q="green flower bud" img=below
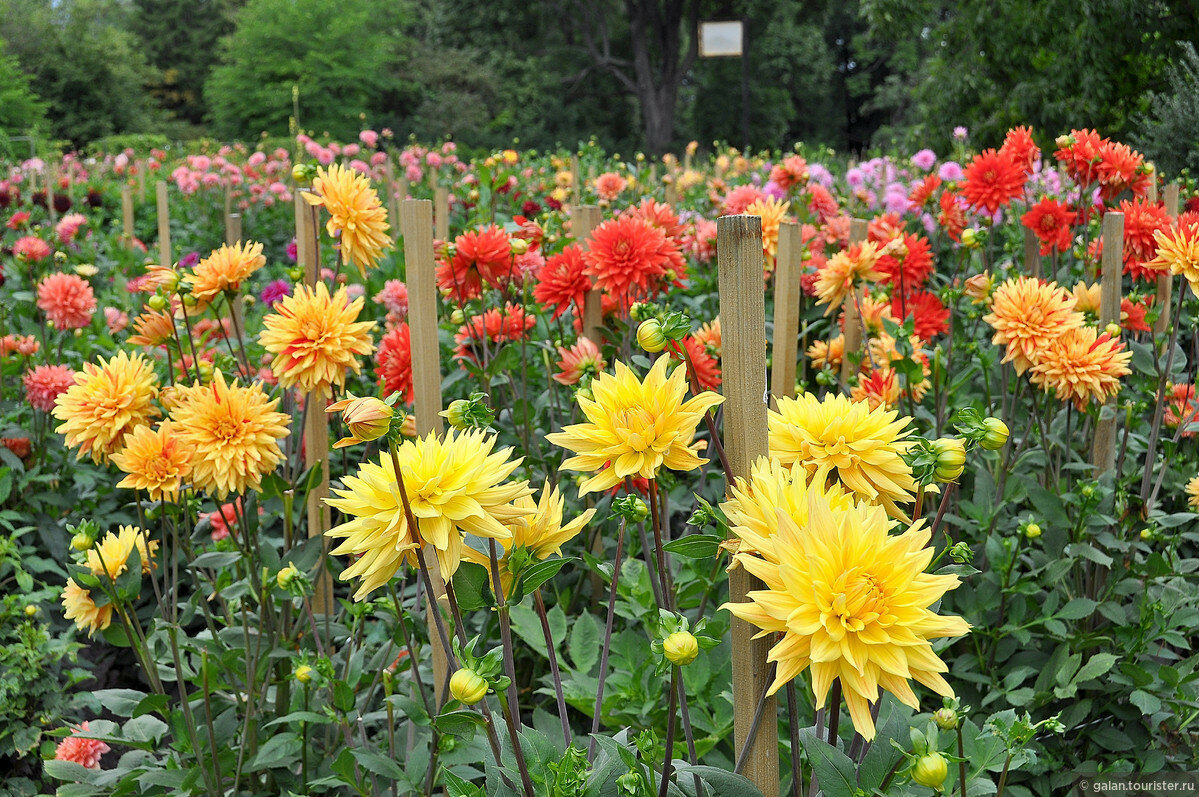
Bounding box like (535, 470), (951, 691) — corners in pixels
(933, 707), (958, 730)
(979, 417), (1009, 450)
(449, 668), (488, 705)
(663, 631), (699, 666)
(1024, 523), (1042, 539)
(911, 752), (948, 790)
(276, 563), (300, 589)
(637, 319), (667, 353)
(931, 438), (966, 483)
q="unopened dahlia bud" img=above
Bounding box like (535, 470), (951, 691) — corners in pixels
(931, 438), (967, 483)
(449, 668), (488, 705)
(328, 395), (394, 448)
(663, 631), (699, 666)
(979, 417), (1009, 450)
(911, 752), (948, 790)
(637, 319), (667, 353)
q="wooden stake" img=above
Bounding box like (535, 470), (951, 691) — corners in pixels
(717, 214), (778, 797)
(1090, 211), (1124, 475)
(155, 181), (172, 267)
(137, 167), (146, 203)
(433, 186), (450, 242)
(576, 206), (604, 345)
(1023, 227), (1041, 279)
(295, 193), (334, 614)
(225, 212), (242, 247)
(224, 182), (233, 222)
(770, 222), (803, 407)
(400, 199), (449, 702)
(571, 154), (581, 207)
(1155, 184), (1179, 335)
(121, 184), (134, 248)
(664, 181), (678, 206)
(47, 165), (57, 227)
(840, 219), (869, 387)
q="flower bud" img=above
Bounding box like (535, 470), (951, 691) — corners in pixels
(450, 309), (466, 325)
(931, 438), (967, 483)
(24, 604), (37, 617)
(444, 399), (470, 430)
(933, 707), (958, 730)
(276, 563), (300, 589)
(1104, 322), (1121, 337)
(509, 238), (529, 256)
(663, 631), (699, 666)
(961, 228), (981, 248)
(1140, 528), (1153, 541)
(294, 664), (314, 684)
(328, 395), (393, 448)
(71, 532), (93, 552)
(147, 294), (168, 311)
(612, 495), (649, 523)
(963, 272), (993, 303)
(637, 319), (667, 353)
(1024, 523), (1042, 539)
(449, 668), (488, 705)
(287, 267), (304, 281)
(911, 752), (948, 790)
(979, 417), (1009, 450)
(1055, 134), (1073, 149)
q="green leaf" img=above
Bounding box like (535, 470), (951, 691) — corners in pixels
(442, 769), (485, 796)
(452, 561), (493, 611)
(43, 760), (101, 783)
(122, 714), (168, 743)
(1075, 653), (1120, 683)
(435, 709), (486, 737)
(568, 611), (601, 674)
(351, 748), (407, 780)
(663, 534), (723, 559)
(1056, 598), (1097, 620)
(798, 727), (858, 797)
(519, 557), (574, 594)
(133, 693), (169, 719)
(246, 731), (301, 771)
(189, 551), (242, 569)
(673, 764), (767, 797)
(1130, 689), (1163, 715)
(333, 681), (356, 712)
(93, 688), (148, 718)
(264, 711), (334, 727)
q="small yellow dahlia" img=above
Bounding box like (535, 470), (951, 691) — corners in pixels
(461, 484), (597, 597)
(814, 241), (882, 315)
(53, 351), (159, 464)
(259, 282), (375, 398)
(745, 196), (790, 271)
(1071, 282), (1101, 315)
(112, 422), (193, 500)
(185, 241), (266, 305)
(86, 525), (158, 580)
(1186, 475), (1199, 510)
(722, 482), (970, 740)
(168, 370), (290, 498)
(1029, 326), (1132, 409)
(1147, 222), (1199, 298)
(769, 392), (916, 517)
(325, 429), (533, 599)
(983, 276), (1083, 375)
(304, 164), (391, 277)
(126, 309), (177, 348)
(62, 579), (113, 637)
(546, 356), (724, 494)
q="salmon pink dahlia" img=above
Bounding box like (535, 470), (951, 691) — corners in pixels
(584, 214), (680, 305)
(593, 172), (628, 201)
(37, 272), (96, 330)
(24, 364), (76, 412)
(454, 305), (535, 364)
(553, 337), (605, 386)
(54, 722), (110, 768)
(13, 235), (52, 262)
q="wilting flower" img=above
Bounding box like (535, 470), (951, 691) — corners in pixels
(983, 277), (1083, 374)
(259, 282), (375, 398)
(185, 241), (266, 304)
(23, 364), (76, 412)
(54, 722), (110, 768)
(546, 356), (723, 494)
(1029, 327), (1131, 409)
(53, 352), (159, 463)
(112, 422), (194, 500)
(769, 392), (916, 518)
(86, 525), (157, 580)
(169, 370), (289, 498)
(722, 476), (970, 740)
(554, 337), (606, 386)
(61, 580), (114, 637)
(325, 428), (533, 598)
(375, 322), (414, 404)
(304, 163), (390, 276)
(37, 272), (96, 330)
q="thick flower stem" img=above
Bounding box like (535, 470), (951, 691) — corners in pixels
(786, 681), (802, 797)
(657, 666), (680, 797)
(488, 538), (536, 797)
(587, 518), (627, 763)
(827, 680), (842, 745)
(533, 589), (572, 746)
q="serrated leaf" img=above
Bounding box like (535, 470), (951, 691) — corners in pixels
(798, 727), (857, 797)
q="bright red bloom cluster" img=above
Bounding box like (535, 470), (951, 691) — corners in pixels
(435, 225), (512, 303)
(375, 322), (413, 403)
(961, 149), (1026, 214)
(534, 244), (591, 320)
(1022, 198), (1077, 255)
(453, 305), (535, 364)
(583, 214), (684, 306)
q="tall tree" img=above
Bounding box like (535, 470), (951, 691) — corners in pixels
(0, 39), (46, 141)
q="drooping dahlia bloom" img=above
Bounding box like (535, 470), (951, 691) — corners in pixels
(553, 337), (606, 386)
(86, 525), (158, 580)
(722, 476), (970, 740)
(583, 214), (680, 304)
(1022, 198), (1077, 256)
(534, 244), (591, 320)
(983, 277), (1083, 374)
(1029, 327), (1132, 409)
(23, 364), (76, 412)
(54, 721), (110, 768)
(53, 352), (159, 464)
(769, 392), (917, 518)
(1147, 221), (1199, 298)
(37, 272), (96, 330)
(814, 242), (882, 315)
(168, 370), (289, 498)
(546, 356), (724, 494)
(960, 149), (1025, 214)
(112, 422), (194, 500)
(745, 196), (790, 271)
(304, 163), (390, 276)
(62, 579), (114, 637)
(259, 282), (375, 398)
(325, 428), (533, 598)
(461, 485), (597, 596)
(126, 309), (177, 348)
(375, 322), (414, 403)
(436, 225), (512, 303)
(185, 241), (266, 304)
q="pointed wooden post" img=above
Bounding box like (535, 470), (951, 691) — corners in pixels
(295, 193), (334, 614)
(225, 212), (242, 247)
(121, 184), (134, 248)
(1090, 211), (1124, 475)
(400, 198), (449, 702)
(433, 186), (450, 242)
(155, 181), (172, 268)
(840, 218), (869, 388)
(718, 214), (779, 797)
(1155, 184), (1178, 335)
(576, 206), (604, 345)
(770, 222), (803, 407)
(1024, 227), (1041, 279)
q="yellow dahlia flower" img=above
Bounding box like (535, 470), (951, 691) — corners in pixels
(722, 482), (970, 740)
(546, 356), (724, 494)
(1186, 475), (1199, 510)
(807, 336), (844, 370)
(185, 241), (266, 305)
(62, 579), (113, 637)
(112, 422), (193, 501)
(745, 196), (790, 271)
(814, 241), (882, 316)
(1071, 282), (1101, 315)
(126, 309), (177, 348)
(462, 484), (597, 597)
(259, 282), (375, 398)
(983, 276), (1083, 375)
(769, 393), (916, 518)
(1147, 222), (1199, 298)
(1029, 326), (1132, 409)
(325, 429), (533, 599)
(168, 370), (289, 498)
(304, 164), (391, 277)
(87, 525), (158, 580)
(53, 351), (159, 464)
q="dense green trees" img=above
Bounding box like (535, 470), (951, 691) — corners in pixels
(0, 40), (46, 143)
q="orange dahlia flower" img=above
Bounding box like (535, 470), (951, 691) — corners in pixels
(553, 337), (605, 386)
(53, 351), (159, 463)
(304, 163), (390, 276)
(1029, 327), (1131, 409)
(112, 422), (194, 501)
(983, 277), (1083, 375)
(436, 225), (512, 303)
(375, 322), (414, 404)
(961, 149), (1025, 214)
(185, 241), (266, 305)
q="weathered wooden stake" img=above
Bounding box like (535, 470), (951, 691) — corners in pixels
(664, 180), (678, 206)
(717, 214), (779, 797)
(433, 186), (450, 242)
(155, 181), (172, 268)
(840, 218), (869, 387)
(47, 165), (58, 227)
(770, 222), (803, 407)
(400, 199), (449, 702)
(1090, 211), (1124, 474)
(576, 206), (604, 345)
(137, 167), (146, 203)
(1023, 226), (1041, 279)
(121, 184), (134, 248)
(225, 212), (242, 247)
(570, 154), (581, 207)
(1155, 184), (1179, 335)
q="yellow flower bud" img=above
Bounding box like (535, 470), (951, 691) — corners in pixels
(931, 438), (967, 483)
(1139, 528), (1153, 541)
(450, 309), (466, 326)
(71, 532), (93, 552)
(979, 417), (1009, 450)
(963, 272), (994, 304)
(147, 294), (168, 311)
(327, 395), (394, 449)
(933, 707), (958, 730)
(1025, 523), (1042, 539)
(24, 604), (37, 617)
(637, 319), (667, 353)
(510, 238), (529, 256)
(961, 228), (980, 248)
(444, 399), (470, 430)
(292, 164), (310, 185)
(276, 563), (300, 589)
(911, 752), (948, 790)
(294, 664), (314, 684)
(1104, 322), (1121, 337)
(449, 668), (488, 705)
(663, 631), (699, 666)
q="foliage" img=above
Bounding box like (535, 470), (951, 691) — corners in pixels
(0, 39), (47, 141)
(1133, 41), (1199, 178)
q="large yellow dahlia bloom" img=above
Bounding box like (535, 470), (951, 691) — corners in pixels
(1147, 222), (1199, 298)
(723, 478), (970, 740)
(86, 525), (158, 580)
(304, 164), (391, 277)
(983, 276), (1082, 375)
(325, 429), (533, 599)
(769, 392), (916, 517)
(259, 281), (375, 398)
(112, 422), (193, 501)
(53, 351), (159, 464)
(546, 356), (724, 494)
(185, 241), (266, 305)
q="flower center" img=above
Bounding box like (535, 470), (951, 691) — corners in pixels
(823, 569), (888, 634)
